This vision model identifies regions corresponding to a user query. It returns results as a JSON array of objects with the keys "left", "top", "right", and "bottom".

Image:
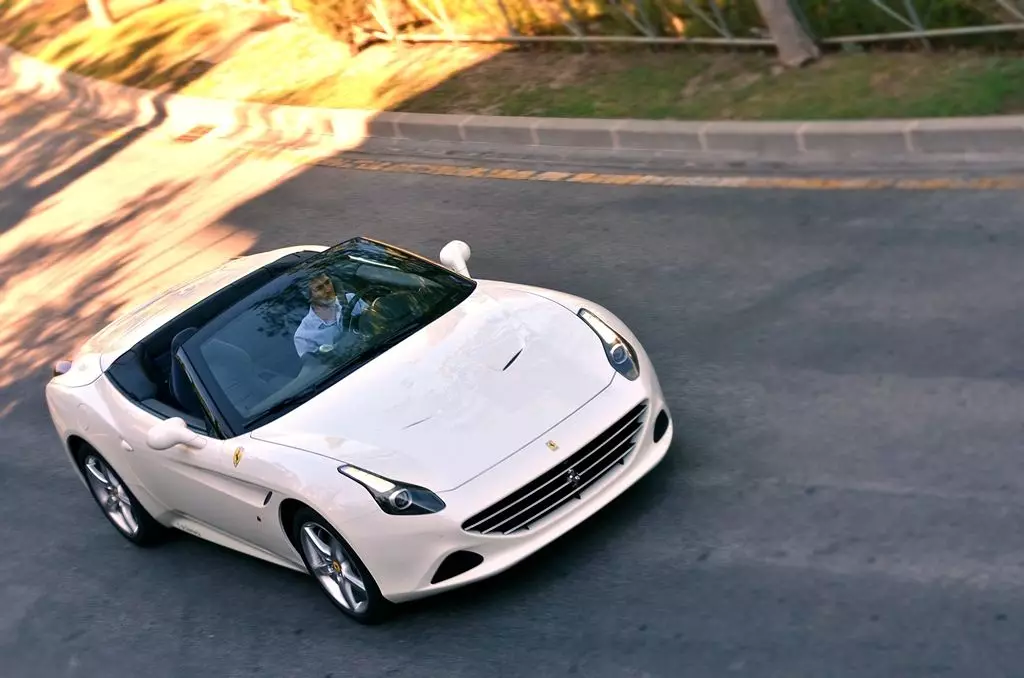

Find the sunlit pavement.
[{"left": 3, "top": 89, "right": 1024, "bottom": 678}]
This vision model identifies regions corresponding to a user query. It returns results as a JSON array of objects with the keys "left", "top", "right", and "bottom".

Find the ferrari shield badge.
[
  {"left": 546, "top": 440, "right": 559, "bottom": 452},
  {"left": 232, "top": 446, "right": 244, "bottom": 468}
]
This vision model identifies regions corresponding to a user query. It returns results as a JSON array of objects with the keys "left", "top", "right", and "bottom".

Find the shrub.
[
  {"left": 289, "top": 0, "right": 1024, "bottom": 46},
  {"left": 291, "top": 0, "right": 366, "bottom": 41}
]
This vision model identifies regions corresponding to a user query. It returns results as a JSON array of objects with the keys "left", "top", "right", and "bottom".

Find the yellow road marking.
[
  {"left": 242, "top": 149, "right": 1024, "bottom": 191},
  {"left": 75, "top": 122, "right": 1024, "bottom": 192}
]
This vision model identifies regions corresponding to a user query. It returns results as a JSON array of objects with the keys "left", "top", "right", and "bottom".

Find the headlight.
[
  {"left": 578, "top": 308, "right": 639, "bottom": 381},
  {"left": 337, "top": 464, "right": 446, "bottom": 515}
]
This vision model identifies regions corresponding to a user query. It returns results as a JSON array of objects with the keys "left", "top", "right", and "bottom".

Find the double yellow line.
[{"left": 284, "top": 154, "right": 1024, "bottom": 191}]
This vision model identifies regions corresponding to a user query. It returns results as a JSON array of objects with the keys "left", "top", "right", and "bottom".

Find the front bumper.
[{"left": 335, "top": 361, "right": 673, "bottom": 604}]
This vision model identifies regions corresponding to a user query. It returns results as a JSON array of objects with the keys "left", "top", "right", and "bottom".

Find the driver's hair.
[{"left": 297, "top": 271, "right": 332, "bottom": 302}]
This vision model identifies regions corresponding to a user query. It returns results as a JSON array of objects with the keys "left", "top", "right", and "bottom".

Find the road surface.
[{"left": 2, "top": 92, "right": 1023, "bottom": 678}]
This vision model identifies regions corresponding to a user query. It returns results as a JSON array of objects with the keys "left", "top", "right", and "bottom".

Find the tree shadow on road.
[
  {"left": 0, "top": 94, "right": 164, "bottom": 236},
  {"left": 0, "top": 92, "right": 274, "bottom": 430},
  {"left": 0, "top": 92, "right": 165, "bottom": 429},
  {"left": 0, "top": 173, "right": 254, "bottom": 424}
]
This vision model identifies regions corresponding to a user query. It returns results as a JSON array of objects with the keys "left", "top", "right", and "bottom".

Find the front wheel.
[
  {"left": 291, "top": 507, "right": 394, "bottom": 625},
  {"left": 76, "top": 446, "right": 166, "bottom": 546}
]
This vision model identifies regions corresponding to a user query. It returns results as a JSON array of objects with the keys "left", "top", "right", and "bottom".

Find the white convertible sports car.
[{"left": 45, "top": 237, "right": 673, "bottom": 624}]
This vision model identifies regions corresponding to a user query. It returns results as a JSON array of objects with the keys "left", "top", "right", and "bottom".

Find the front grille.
[{"left": 462, "top": 400, "right": 648, "bottom": 536}]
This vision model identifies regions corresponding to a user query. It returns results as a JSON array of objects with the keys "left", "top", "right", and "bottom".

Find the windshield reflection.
[{"left": 184, "top": 238, "right": 475, "bottom": 432}]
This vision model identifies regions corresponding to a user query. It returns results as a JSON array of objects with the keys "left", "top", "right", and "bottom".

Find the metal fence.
[{"left": 348, "top": 0, "right": 1024, "bottom": 48}]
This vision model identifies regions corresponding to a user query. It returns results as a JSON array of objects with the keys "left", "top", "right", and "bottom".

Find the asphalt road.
[{"left": 3, "top": 93, "right": 1024, "bottom": 678}]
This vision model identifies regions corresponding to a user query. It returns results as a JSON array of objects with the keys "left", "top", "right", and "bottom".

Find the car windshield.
[{"left": 182, "top": 238, "right": 475, "bottom": 432}]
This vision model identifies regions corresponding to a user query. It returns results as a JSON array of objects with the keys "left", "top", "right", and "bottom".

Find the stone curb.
[{"left": 4, "top": 44, "right": 1024, "bottom": 158}]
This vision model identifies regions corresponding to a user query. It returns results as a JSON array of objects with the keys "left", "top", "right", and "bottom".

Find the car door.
[{"left": 113, "top": 384, "right": 269, "bottom": 553}]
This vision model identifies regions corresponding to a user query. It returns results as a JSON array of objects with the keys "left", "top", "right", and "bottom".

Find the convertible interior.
[{"left": 103, "top": 250, "right": 444, "bottom": 436}]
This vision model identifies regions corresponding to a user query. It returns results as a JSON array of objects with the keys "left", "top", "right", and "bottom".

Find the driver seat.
[{"left": 169, "top": 327, "right": 203, "bottom": 418}]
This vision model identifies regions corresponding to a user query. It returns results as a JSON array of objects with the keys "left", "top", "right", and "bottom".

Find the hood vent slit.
[{"left": 502, "top": 348, "right": 524, "bottom": 371}]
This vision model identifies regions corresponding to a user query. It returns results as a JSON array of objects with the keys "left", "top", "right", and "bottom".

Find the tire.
[
  {"left": 74, "top": 445, "right": 167, "bottom": 547},
  {"left": 291, "top": 506, "right": 394, "bottom": 625}
]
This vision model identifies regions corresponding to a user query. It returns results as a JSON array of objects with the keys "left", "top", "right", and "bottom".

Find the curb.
[{"left": 3, "top": 44, "right": 1024, "bottom": 159}]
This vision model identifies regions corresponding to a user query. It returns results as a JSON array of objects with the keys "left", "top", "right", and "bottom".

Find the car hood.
[{"left": 250, "top": 282, "right": 614, "bottom": 492}]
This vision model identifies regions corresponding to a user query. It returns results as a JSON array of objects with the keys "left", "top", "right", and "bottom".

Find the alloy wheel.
[
  {"left": 299, "top": 520, "right": 370, "bottom": 614},
  {"left": 82, "top": 453, "right": 140, "bottom": 537}
]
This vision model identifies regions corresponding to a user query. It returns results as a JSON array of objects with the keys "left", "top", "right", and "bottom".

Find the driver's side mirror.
[
  {"left": 147, "top": 417, "right": 208, "bottom": 451},
  {"left": 440, "top": 240, "right": 471, "bottom": 278}
]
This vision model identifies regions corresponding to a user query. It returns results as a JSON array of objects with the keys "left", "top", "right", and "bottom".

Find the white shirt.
[{"left": 293, "top": 294, "right": 367, "bottom": 358}]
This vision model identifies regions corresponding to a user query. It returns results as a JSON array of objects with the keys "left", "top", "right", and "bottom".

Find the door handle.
[{"left": 121, "top": 440, "right": 134, "bottom": 452}]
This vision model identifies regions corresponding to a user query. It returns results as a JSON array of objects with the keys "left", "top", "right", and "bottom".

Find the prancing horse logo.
[{"left": 546, "top": 440, "right": 559, "bottom": 451}]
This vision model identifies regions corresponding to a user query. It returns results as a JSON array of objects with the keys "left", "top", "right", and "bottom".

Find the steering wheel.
[
  {"left": 356, "top": 289, "right": 424, "bottom": 336},
  {"left": 346, "top": 285, "right": 391, "bottom": 329}
]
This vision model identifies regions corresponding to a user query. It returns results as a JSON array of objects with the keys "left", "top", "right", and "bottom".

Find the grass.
[
  {"left": 399, "top": 48, "right": 1024, "bottom": 120},
  {"left": 2, "top": 0, "right": 1023, "bottom": 120}
]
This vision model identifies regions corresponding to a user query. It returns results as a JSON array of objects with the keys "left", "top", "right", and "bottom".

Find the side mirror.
[
  {"left": 147, "top": 417, "right": 207, "bottom": 451},
  {"left": 439, "top": 240, "right": 471, "bottom": 278}
]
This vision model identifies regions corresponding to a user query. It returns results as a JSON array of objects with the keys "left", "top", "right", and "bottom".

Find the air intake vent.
[{"left": 431, "top": 551, "right": 484, "bottom": 583}]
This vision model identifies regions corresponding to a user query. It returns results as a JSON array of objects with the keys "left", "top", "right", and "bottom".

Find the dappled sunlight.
[
  {"left": 183, "top": 28, "right": 510, "bottom": 111},
  {"left": 1, "top": 0, "right": 568, "bottom": 115},
  {"left": 2, "top": 0, "right": 517, "bottom": 113},
  {"left": 1, "top": 0, "right": 268, "bottom": 92},
  {"left": 0, "top": 179, "right": 254, "bottom": 390},
  {"left": 0, "top": 220, "right": 256, "bottom": 390},
  {"left": 342, "top": 43, "right": 509, "bottom": 111},
  {"left": 0, "top": 92, "right": 345, "bottom": 392},
  {"left": 0, "top": 97, "right": 113, "bottom": 192},
  {"left": 0, "top": 0, "right": 159, "bottom": 50},
  {"left": 20, "top": 123, "right": 130, "bottom": 191},
  {"left": 176, "top": 19, "right": 357, "bottom": 102},
  {"left": 0, "top": 0, "right": 89, "bottom": 50}
]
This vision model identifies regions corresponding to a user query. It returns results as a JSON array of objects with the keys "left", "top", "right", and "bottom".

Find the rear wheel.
[
  {"left": 75, "top": 446, "right": 166, "bottom": 546},
  {"left": 292, "top": 507, "right": 393, "bottom": 625}
]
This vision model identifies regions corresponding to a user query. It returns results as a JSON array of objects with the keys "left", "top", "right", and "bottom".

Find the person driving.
[{"left": 293, "top": 273, "right": 368, "bottom": 358}]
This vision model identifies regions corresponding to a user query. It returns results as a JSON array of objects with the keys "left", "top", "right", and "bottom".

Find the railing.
[{"left": 343, "top": 0, "right": 1024, "bottom": 48}]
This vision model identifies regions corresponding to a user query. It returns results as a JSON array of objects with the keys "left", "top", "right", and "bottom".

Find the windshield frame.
[{"left": 178, "top": 237, "right": 477, "bottom": 437}]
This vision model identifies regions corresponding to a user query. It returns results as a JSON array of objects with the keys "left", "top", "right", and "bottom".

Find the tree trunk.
[
  {"left": 85, "top": 0, "right": 115, "bottom": 27},
  {"left": 754, "top": 0, "right": 820, "bottom": 68}
]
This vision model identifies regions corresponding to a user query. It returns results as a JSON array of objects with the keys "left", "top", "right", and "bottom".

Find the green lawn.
[{"left": 397, "top": 49, "right": 1024, "bottom": 120}]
